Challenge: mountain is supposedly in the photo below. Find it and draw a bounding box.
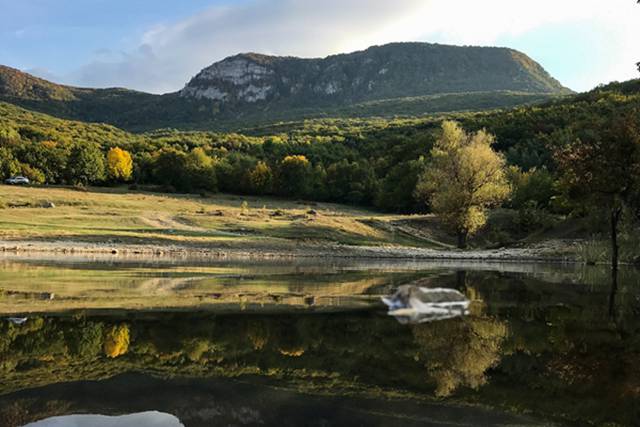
[181,43,569,105]
[0,42,571,131]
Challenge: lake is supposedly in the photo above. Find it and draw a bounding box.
[0,255,639,426]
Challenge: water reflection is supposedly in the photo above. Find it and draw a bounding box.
[24,412,183,427]
[383,285,470,324]
[0,257,639,426]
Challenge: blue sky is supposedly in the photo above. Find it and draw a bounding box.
[1,0,638,93]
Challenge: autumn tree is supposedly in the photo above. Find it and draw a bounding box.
[106,147,133,182]
[555,113,640,288]
[248,161,273,194]
[416,121,511,248]
[412,316,507,397]
[103,324,130,358]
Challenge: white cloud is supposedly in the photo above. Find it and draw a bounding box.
[46,0,640,93]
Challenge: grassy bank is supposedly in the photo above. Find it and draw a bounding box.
[0,185,443,249]
[0,185,585,261]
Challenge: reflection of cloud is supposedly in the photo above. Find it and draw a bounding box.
[28,0,640,93]
[23,411,185,427]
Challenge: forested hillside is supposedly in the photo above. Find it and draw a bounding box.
[1,79,638,217]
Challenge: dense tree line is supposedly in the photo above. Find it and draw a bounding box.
[1,79,640,246]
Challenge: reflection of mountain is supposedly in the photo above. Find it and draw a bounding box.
[2,374,541,427]
[1,269,639,426]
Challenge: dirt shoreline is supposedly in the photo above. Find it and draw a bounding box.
[0,239,580,263]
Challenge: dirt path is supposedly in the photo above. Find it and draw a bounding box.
[139,213,209,233]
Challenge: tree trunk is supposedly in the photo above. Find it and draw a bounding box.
[457,230,468,249]
[609,207,622,317]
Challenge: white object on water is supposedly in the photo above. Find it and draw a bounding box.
[382,285,470,324]
[7,317,28,325]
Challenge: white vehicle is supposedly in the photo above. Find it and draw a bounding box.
[4,176,30,185]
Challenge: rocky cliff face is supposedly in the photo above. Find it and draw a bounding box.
[180,55,276,102]
[180,43,570,106]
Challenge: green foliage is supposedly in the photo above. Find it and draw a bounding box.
[376,158,427,213]
[66,321,104,359]
[0,147,20,179]
[247,161,274,194]
[416,121,511,247]
[66,142,106,185]
[277,155,314,198]
[0,76,639,232]
[325,160,378,205]
[507,166,558,210]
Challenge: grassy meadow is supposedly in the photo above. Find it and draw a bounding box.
[0,185,449,250]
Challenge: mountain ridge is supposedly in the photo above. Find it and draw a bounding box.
[0,42,571,131]
[180,42,570,105]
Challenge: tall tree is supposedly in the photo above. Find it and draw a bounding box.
[416,121,511,248]
[555,112,640,295]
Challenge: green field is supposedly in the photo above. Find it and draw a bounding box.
[0,185,450,250]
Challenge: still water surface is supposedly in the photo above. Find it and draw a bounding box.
[0,255,638,426]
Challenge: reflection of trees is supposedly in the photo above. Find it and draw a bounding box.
[103,324,130,358]
[1,303,640,426]
[412,317,507,397]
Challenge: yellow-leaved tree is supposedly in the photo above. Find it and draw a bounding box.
[103,324,130,358]
[416,121,511,248]
[106,147,133,182]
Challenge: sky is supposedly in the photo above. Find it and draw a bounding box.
[1,0,638,94]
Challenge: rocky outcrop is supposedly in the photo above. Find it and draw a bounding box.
[180,56,275,102]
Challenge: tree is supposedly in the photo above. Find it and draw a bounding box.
[0,147,20,179]
[277,155,313,198]
[326,160,378,204]
[106,147,133,182]
[376,158,427,212]
[416,121,511,248]
[412,316,507,397]
[555,113,640,297]
[185,147,217,192]
[216,153,258,194]
[247,161,273,194]
[103,324,130,358]
[152,148,188,191]
[66,142,106,185]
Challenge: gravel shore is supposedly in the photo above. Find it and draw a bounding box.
[0,238,580,263]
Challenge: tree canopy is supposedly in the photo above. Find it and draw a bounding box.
[416,121,511,247]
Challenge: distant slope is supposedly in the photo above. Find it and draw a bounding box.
[0,42,571,131]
